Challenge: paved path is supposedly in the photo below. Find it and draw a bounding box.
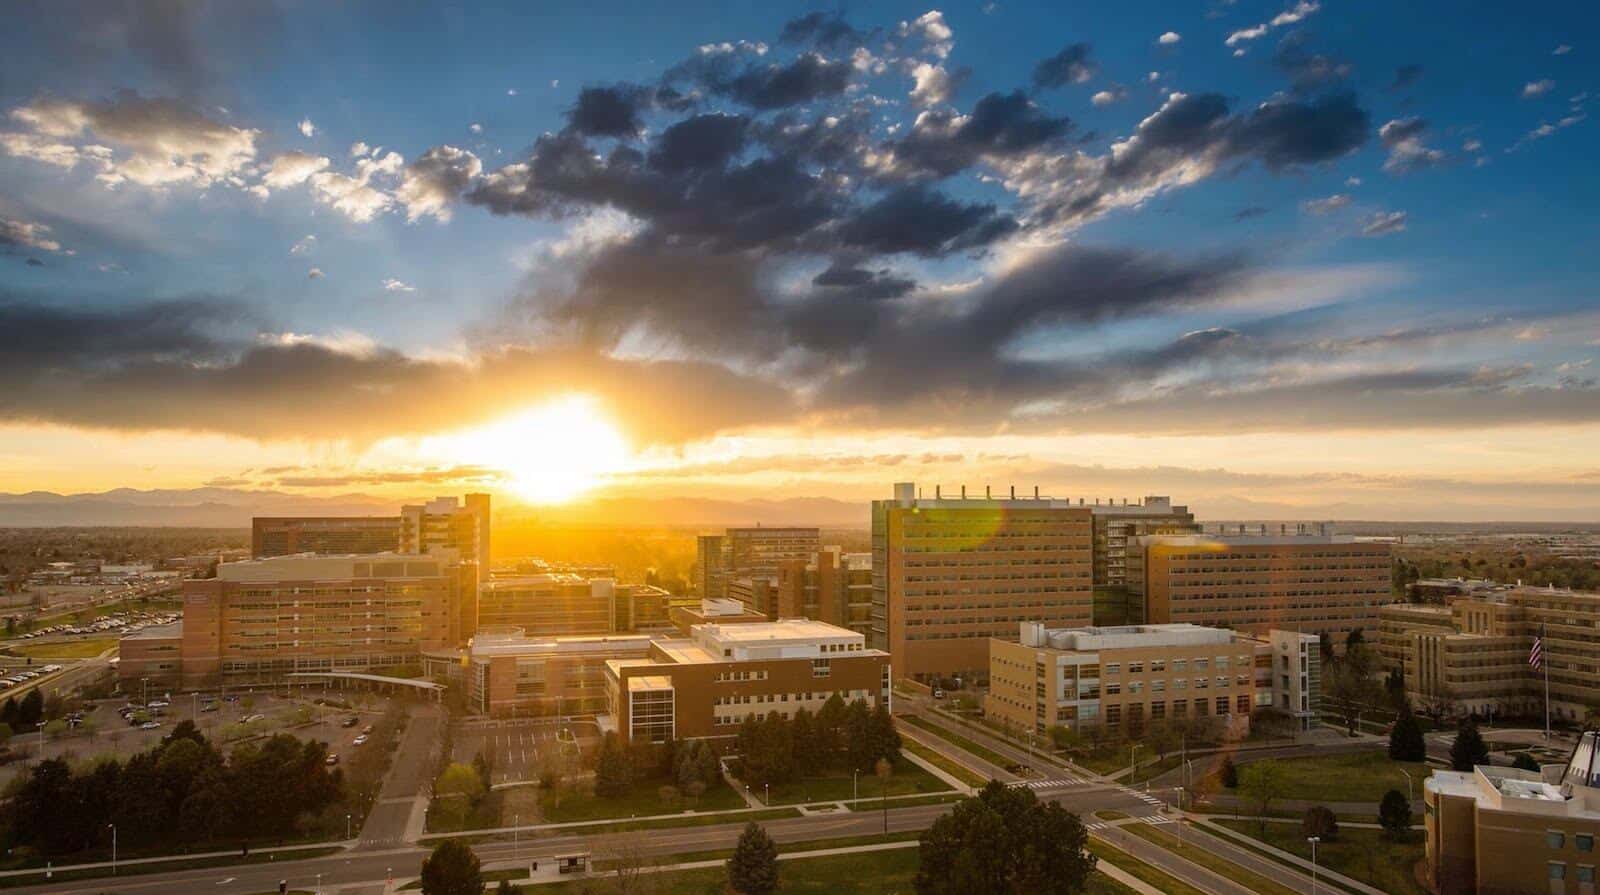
[356,703,442,850]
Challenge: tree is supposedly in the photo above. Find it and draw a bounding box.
[1345,627,1365,650]
[727,822,779,895]
[1238,762,1288,833]
[1389,707,1426,762]
[595,731,632,797]
[916,781,1096,895]
[1450,716,1489,771]
[419,838,483,895]
[1378,789,1412,841]
[1302,805,1339,841]
[1384,667,1406,708]
[435,763,487,804]
[1218,754,1238,789]
[1324,646,1382,736]
[1048,724,1084,753]
[1318,631,1334,661]
[496,881,514,895]
[1513,753,1541,772]
[18,689,43,726]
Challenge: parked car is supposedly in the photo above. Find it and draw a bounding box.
[340,716,359,728]
[139,721,161,730]
[351,734,368,746]
[147,700,169,708]
[200,702,219,713]
[325,753,339,766]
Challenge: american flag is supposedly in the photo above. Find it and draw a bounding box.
[1529,632,1543,669]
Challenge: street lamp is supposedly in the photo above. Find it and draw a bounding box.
[1307,836,1320,895]
[1400,768,1414,804]
[1130,744,1142,785]
[345,813,351,840]
[107,824,116,875]
[853,768,859,802]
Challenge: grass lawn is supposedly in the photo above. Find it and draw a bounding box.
[4,635,117,659]
[515,843,1139,895]
[901,736,987,787]
[1237,751,1428,803]
[1121,822,1300,895]
[540,777,747,824]
[846,793,962,810]
[758,755,951,805]
[1215,819,1428,895]
[1088,840,1209,895]
[899,715,1015,772]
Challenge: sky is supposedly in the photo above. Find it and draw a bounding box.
[0,0,1598,520]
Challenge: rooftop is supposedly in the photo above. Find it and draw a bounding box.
[216,552,445,581]
[123,620,182,640]
[468,630,653,659]
[1017,622,1245,652]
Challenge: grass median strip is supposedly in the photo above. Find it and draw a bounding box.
[1213,818,1428,895]
[901,735,987,787]
[1088,839,1209,895]
[899,715,1014,772]
[439,806,805,845]
[1121,821,1301,895]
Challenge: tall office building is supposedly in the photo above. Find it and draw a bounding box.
[871,482,1094,683]
[251,516,401,558]
[476,573,676,639]
[172,553,459,688]
[695,526,820,600]
[1087,497,1198,588]
[775,546,874,636]
[1129,529,1392,641]
[400,493,491,573]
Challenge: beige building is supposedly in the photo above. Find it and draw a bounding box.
[775,547,874,636]
[400,494,491,583]
[871,482,1095,683]
[986,623,1274,737]
[466,629,653,718]
[1129,530,1392,641]
[1088,497,1198,589]
[1380,584,1600,721]
[1425,731,1600,895]
[605,617,891,746]
[477,574,675,640]
[117,621,184,690]
[171,553,460,688]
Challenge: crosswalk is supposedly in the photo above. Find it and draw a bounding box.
[1085,815,1173,832]
[1007,775,1089,791]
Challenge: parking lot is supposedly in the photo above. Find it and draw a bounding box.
[449,719,595,785]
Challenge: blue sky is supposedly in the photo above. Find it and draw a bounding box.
[1,1,1598,519]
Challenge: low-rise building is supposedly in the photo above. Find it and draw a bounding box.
[985,623,1322,737]
[117,620,184,690]
[605,618,891,745]
[466,629,653,718]
[477,574,676,639]
[1425,731,1600,895]
[1130,529,1392,641]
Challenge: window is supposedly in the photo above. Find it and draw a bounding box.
[1578,834,1594,853]
[1549,862,1567,880]
[1128,662,1144,674]
[1549,831,1567,849]
[1578,866,1595,883]
[1104,663,1121,675]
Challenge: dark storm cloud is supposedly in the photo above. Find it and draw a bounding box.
[568,84,653,138]
[670,51,853,111]
[1272,33,1352,93]
[893,90,1073,177]
[811,262,916,299]
[649,113,750,172]
[1032,43,1097,89]
[778,12,869,51]
[1389,64,1424,92]
[0,296,240,371]
[836,187,1017,257]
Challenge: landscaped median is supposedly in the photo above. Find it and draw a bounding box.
[898,714,1016,773]
[1119,820,1302,895]
[1208,817,1427,895]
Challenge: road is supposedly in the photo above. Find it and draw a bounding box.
[355,703,443,850]
[2,781,1160,895]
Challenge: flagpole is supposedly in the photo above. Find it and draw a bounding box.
[1544,622,1551,740]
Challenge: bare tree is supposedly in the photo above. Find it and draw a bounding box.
[598,830,659,894]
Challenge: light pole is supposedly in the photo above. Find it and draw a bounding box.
[316,872,323,895]
[107,824,116,875]
[764,783,770,806]
[1400,768,1413,804]
[345,813,351,840]
[1307,836,1320,895]
[853,768,858,802]
[1130,744,1142,785]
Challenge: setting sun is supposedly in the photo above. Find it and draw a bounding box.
[450,396,628,503]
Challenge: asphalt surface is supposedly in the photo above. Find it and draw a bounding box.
[355,703,443,850]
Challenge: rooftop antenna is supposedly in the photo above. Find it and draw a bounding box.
[986,485,991,499]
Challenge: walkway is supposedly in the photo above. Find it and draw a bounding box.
[357,703,443,849]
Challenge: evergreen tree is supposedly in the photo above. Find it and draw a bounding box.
[1449,716,1489,771]
[1378,789,1412,840]
[1301,805,1339,841]
[18,689,43,726]
[870,703,902,765]
[1218,754,1238,788]
[0,696,16,728]
[1513,753,1541,772]
[816,693,847,760]
[419,838,483,895]
[791,707,820,777]
[727,822,779,895]
[594,732,632,797]
[1345,627,1366,650]
[843,699,875,771]
[916,781,1095,895]
[1388,708,1426,762]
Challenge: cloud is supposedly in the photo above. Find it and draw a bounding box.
[1361,210,1407,236]
[1523,79,1556,98]
[298,118,315,138]
[1272,33,1351,93]
[469,123,483,134]
[569,84,653,137]
[1553,44,1572,56]
[394,145,482,222]
[350,141,371,157]
[260,150,330,190]
[1388,64,1424,91]
[1091,87,1127,107]
[909,63,962,107]
[889,89,1073,178]
[778,12,868,51]
[0,217,64,253]
[289,234,316,255]
[836,186,1017,256]
[382,278,415,292]
[1158,32,1182,46]
[1379,117,1446,173]
[1226,1,1318,46]
[1033,43,1096,88]
[898,10,954,59]
[3,91,258,188]
[1301,193,1351,215]
[1232,206,1269,221]
[307,267,324,279]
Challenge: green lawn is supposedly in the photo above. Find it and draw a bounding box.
[1236,751,1428,803]
[899,716,1016,772]
[1088,841,1209,895]
[1215,819,1428,895]
[758,755,951,805]
[901,736,987,787]
[510,843,1139,895]
[1120,822,1301,895]
[539,777,747,823]
[4,635,117,659]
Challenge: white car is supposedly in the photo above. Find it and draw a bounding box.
[351,734,369,746]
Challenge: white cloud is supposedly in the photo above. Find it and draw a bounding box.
[909,63,958,107]
[350,141,371,158]
[0,216,63,252]
[1147,71,1161,82]
[307,267,324,279]
[1158,31,1181,45]
[1301,194,1351,215]
[508,88,520,96]
[308,171,393,222]
[1379,118,1446,173]
[260,151,331,190]
[4,94,258,189]
[298,118,316,138]
[1463,138,1482,152]
[469,123,483,134]
[1361,210,1407,237]
[395,145,482,222]
[1345,176,1362,187]
[1553,44,1572,55]
[290,234,317,255]
[1226,2,1317,47]
[382,278,415,292]
[898,10,955,59]
[1225,24,1269,46]
[1091,88,1126,107]
[1523,79,1556,98]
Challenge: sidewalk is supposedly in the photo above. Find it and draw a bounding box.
[0,840,348,879]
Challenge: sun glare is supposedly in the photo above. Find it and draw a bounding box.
[460,397,628,504]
